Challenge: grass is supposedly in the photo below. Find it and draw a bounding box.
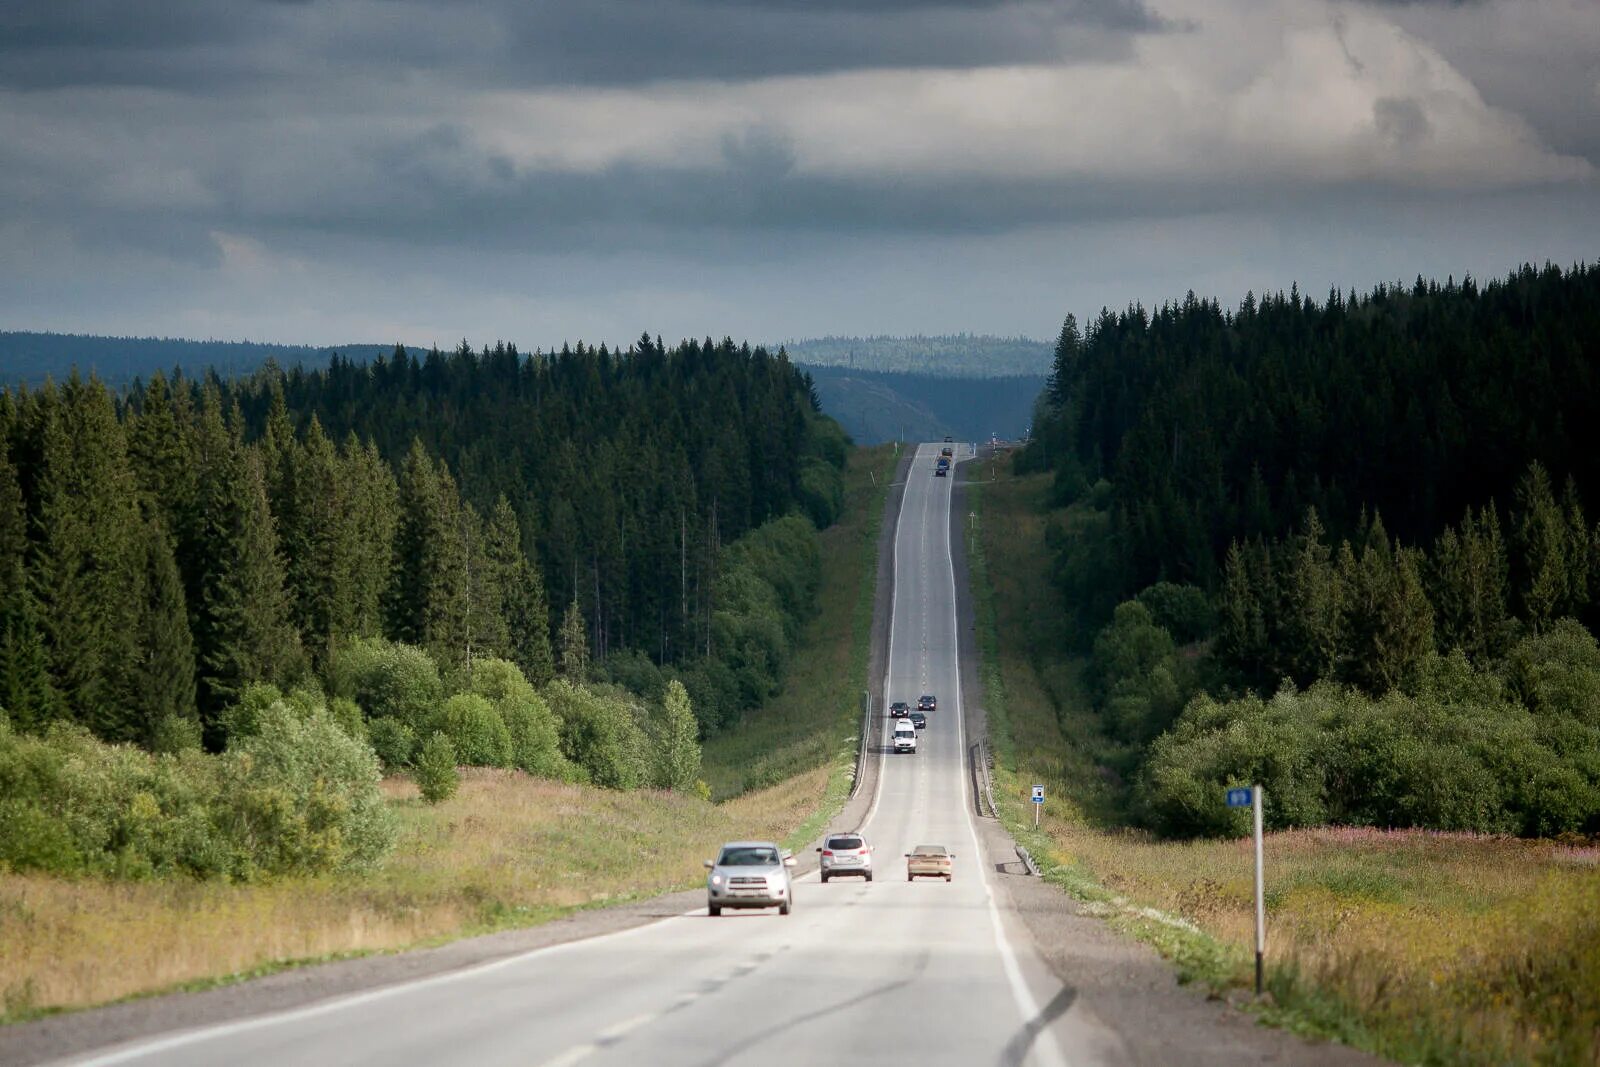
[0,445,900,1026]
[967,462,1600,1067]
[700,443,898,802]
[0,766,830,1022]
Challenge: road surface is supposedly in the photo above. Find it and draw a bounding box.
[62,443,1097,1066]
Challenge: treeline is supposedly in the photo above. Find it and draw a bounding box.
[220,336,845,668]
[0,337,843,754]
[1023,262,1600,837]
[1027,262,1600,607]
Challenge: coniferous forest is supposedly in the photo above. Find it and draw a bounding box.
[0,337,844,877]
[1021,263,1600,837]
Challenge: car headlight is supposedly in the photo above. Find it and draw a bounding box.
[710,874,722,886]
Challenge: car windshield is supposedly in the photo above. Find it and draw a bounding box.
[719,847,778,866]
[828,838,864,851]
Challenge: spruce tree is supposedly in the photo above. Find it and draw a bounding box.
[123,515,199,746]
[1285,507,1340,683]
[193,401,302,739]
[486,497,553,685]
[340,435,397,640]
[559,598,589,680]
[28,375,144,738]
[1514,463,1568,632]
[0,444,55,729]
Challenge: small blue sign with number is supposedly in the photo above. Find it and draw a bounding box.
[1226,787,1252,808]
[1031,785,1045,804]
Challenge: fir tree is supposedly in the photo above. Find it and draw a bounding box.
[0,444,54,729]
[1515,462,1567,631]
[486,497,553,685]
[559,598,589,680]
[123,515,199,746]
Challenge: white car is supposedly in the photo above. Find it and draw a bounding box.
[705,841,797,916]
[892,719,917,753]
[816,833,874,883]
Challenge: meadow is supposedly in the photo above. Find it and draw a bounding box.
[968,464,1600,1066]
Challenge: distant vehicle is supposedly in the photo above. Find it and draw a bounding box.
[943,435,953,442]
[889,701,911,718]
[909,711,927,730]
[705,841,797,916]
[917,694,937,712]
[892,719,918,753]
[935,456,950,477]
[905,844,954,881]
[940,446,953,458]
[817,833,873,882]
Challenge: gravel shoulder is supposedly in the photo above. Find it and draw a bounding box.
[950,458,1382,1066]
[1,449,916,1067]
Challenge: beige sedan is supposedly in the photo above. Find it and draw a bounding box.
[905,844,954,881]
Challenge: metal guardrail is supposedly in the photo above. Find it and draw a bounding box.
[848,690,872,800]
[970,736,998,818]
[1015,845,1040,877]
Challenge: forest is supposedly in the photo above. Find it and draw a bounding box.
[0,338,844,878]
[1021,262,1600,837]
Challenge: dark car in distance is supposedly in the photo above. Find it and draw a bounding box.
[910,711,927,730]
[917,694,937,712]
[889,701,911,718]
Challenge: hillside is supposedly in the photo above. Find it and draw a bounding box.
[0,331,394,389]
[779,334,1051,377]
[803,365,1043,444]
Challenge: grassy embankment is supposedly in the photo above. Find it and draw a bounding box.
[0,444,898,1023]
[967,463,1600,1067]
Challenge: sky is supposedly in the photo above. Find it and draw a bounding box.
[1,0,1596,352]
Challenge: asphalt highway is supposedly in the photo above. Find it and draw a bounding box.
[66,444,1106,1067]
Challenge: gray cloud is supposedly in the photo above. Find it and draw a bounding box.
[0,0,1595,349]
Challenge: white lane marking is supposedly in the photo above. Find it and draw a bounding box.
[945,453,1069,1067]
[538,1045,598,1067]
[597,1012,657,1042]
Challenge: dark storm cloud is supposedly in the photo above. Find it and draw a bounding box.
[0,0,1162,93]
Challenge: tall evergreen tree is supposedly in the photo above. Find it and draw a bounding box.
[0,444,54,729]
[1285,508,1340,683]
[123,515,198,746]
[486,497,553,685]
[1515,462,1567,631]
[559,598,589,680]
[192,397,302,738]
[28,375,144,738]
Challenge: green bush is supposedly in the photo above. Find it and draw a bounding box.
[414,732,459,803]
[217,699,396,876]
[329,637,443,731]
[457,658,569,777]
[433,693,513,768]
[544,679,648,789]
[367,717,416,770]
[798,457,844,528]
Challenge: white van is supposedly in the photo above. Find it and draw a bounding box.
[892,719,917,753]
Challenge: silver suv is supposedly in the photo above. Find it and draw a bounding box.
[705,841,796,916]
[816,833,873,883]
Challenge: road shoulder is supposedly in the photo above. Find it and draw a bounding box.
[949,458,1382,1067]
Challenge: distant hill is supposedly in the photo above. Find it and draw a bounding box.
[779,334,1050,378]
[801,365,1043,445]
[0,331,395,388]
[0,329,1045,444]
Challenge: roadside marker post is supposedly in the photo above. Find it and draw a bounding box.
[1227,785,1266,995]
[1031,784,1044,827]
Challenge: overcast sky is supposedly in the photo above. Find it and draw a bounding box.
[1,0,1596,351]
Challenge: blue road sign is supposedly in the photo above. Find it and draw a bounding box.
[1226,787,1253,808]
[1031,785,1045,804]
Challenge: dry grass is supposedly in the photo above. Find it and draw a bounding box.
[0,765,830,1019]
[970,462,1600,1066]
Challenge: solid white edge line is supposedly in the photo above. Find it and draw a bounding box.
[947,451,1068,1067]
[59,907,704,1067]
[856,443,912,835]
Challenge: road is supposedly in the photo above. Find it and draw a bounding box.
[64,443,1108,1067]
